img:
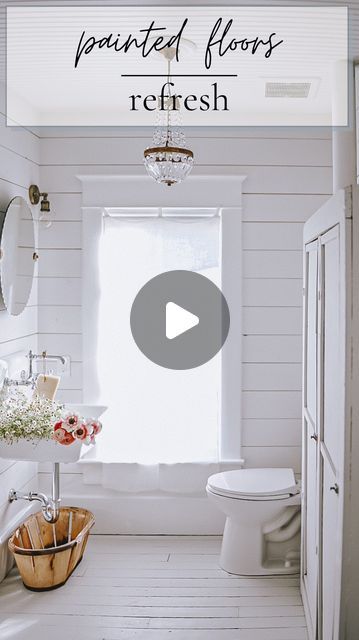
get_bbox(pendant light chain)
[143,49,194,186]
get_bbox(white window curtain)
[95,215,221,479]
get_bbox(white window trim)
[78,169,246,463]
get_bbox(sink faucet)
[4,350,66,390]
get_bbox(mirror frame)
[0,196,36,316]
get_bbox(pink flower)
[85,423,94,436]
[73,423,88,441]
[87,420,102,436]
[54,421,76,446]
[62,432,75,445]
[53,425,66,443]
[65,414,79,430]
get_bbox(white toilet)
[206,468,301,575]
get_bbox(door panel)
[321,458,339,640]
[305,243,318,426]
[302,240,319,634]
[303,417,318,629]
[321,226,340,470]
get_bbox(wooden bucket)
[8,506,95,591]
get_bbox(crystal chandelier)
[144,51,194,187]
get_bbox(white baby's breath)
[0,390,62,444]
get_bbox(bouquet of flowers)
[53,413,102,446]
[0,390,102,447]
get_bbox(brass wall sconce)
[29,185,52,228]
[29,185,50,212]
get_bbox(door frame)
[78,170,246,463]
[301,187,353,639]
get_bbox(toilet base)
[220,517,300,576]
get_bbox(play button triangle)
[166,302,199,340]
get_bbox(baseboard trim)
[59,493,226,535]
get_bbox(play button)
[130,270,230,370]
[166,302,199,340]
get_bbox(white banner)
[6,6,348,126]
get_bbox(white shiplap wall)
[0,84,39,549]
[37,128,332,473]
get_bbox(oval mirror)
[0,196,36,316]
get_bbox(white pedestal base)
[220,516,300,576]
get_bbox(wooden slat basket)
[8,506,95,591]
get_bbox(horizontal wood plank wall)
[38,129,333,471]
[0,95,40,539]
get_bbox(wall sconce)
[29,185,52,228]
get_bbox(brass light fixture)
[144,48,194,187]
[29,184,52,228]
[29,185,50,212]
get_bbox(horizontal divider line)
[37,247,82,251]
[40,134,332,141]
[16,592,299,598]
[38,332,82,336]
[242,360,302,364]
[69,576,299,581]
[121,74,238,77]
[243,417,301,420]
[243,390,301,393]
[39,191,331,197]
[40,162,331,169]
[243,389,302,392]
[243,306,302,309]
[242,221,305,224]
[243,277,303,281]
[0,110,41,137]
[243,445,301,448]
[46,191,82,195]
[243,249,302,252]
[15,603,302,608]
[0,142,40,166]
[0,176,30,190]
[0,332,37,346]
[38,473,83,478]
[0,143,40,167]
[44,220,302,225]
[38,220,82,224]
[243,338,302,340]
[243,220,308,223]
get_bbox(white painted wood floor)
[0,535,308,640]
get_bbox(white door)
[302,190,350,640]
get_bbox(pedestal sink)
[0,405,107,463]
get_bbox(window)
[96,212,221,463]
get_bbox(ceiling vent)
[265,82,311,98]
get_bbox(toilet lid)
[207,468,298,498]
